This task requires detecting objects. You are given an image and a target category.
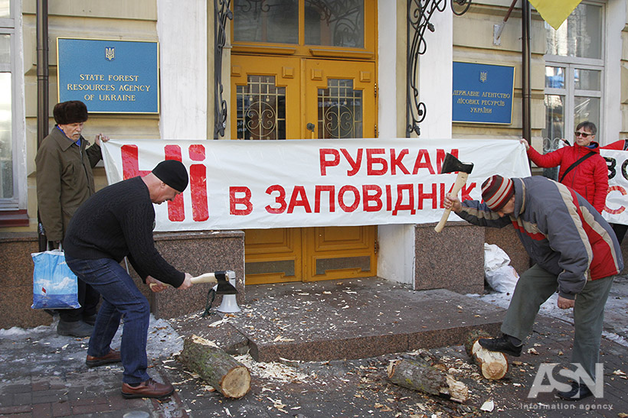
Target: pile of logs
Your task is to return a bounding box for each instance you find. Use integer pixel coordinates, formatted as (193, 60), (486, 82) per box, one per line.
(179, 330), (507, 403)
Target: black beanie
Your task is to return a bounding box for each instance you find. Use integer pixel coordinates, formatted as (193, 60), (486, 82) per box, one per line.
(53, 101), (88, 125)
(152, 160), (189, 192)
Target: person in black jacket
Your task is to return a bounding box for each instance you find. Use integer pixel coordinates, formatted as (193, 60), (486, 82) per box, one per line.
(64, 160), (193, 399)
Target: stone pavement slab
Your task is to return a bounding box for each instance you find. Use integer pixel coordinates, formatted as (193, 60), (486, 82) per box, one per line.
(1, 276), (627, 417)
(221, 278), (506, 362)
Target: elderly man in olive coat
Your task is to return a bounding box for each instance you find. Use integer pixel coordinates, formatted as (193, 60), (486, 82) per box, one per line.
(35, 100), (109, 337)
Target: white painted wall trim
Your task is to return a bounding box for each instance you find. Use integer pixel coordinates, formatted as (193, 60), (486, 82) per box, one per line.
(376, 2), (454, 285)
(603, 0), (624, 145)
(156, 0), (208, 140)
(417, 6), (453, 140)
(12, 0), (27, 210)
(377, 0), (414, 285)
(377, 0), (398, 138)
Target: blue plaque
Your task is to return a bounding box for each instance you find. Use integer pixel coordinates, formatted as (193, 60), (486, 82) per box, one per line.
(452, 62), (514, 124)
(57, 38), (159, 114)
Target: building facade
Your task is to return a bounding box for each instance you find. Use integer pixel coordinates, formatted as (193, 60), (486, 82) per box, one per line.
(0, 0), (626, 326)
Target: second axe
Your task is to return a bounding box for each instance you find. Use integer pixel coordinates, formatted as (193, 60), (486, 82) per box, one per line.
(434, 153), (474, 233)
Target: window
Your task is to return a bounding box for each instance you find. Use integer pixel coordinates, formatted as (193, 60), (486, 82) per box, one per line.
(232, 0), (373, 57)
(236, 75), (287, 140)
(543, 2), (604, 157)
(233, 0), (299, 44)
(0, 0), (27, 226)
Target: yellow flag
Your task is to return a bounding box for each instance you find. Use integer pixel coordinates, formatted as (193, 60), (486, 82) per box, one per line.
(529, 0), (583, 30)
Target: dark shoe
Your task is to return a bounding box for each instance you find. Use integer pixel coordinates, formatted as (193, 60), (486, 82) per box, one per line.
(57, 320), (94, 337)
(478, 334), (523, 357)
(555, 382), (593, 401)
(86, 349), (121, 368)
(121, 379), (175, 399)
(83, 314), (98, 326)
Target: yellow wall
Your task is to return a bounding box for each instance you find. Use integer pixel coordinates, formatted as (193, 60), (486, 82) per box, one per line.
(452, 2), (546, 146)
(17, 0), (161, 233)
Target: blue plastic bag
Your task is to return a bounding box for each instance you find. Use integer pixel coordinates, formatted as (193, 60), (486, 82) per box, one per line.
(31, 250), (80, 309)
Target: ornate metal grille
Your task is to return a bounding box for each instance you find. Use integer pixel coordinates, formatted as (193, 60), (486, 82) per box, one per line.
(305, 0), (364, 48)
(214, 0), (232, 138)
(236, 75), (287, 140)
(317, 79), (363, 139)
(406, 0), (472, 137)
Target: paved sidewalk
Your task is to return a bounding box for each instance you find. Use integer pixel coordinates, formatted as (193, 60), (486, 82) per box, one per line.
(1, 276), (627, 417)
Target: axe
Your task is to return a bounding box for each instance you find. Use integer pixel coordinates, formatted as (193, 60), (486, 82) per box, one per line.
(434, 153), (474, 233)
(149, 270), (238, 294)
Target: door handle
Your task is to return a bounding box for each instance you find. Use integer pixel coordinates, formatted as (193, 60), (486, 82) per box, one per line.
(306, 123), (315, 139)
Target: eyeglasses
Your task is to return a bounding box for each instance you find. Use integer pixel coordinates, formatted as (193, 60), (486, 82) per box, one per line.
(575, 131), (593, 138)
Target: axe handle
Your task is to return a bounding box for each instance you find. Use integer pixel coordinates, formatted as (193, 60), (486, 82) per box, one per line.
(434, 171), (469, 233)
(149, 273), (218, 290)
(190, 273), (218, 284)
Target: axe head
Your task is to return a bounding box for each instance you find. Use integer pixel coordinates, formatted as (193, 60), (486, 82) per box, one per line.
(215, 271), (238, 295)
(440, 153), (474, 175)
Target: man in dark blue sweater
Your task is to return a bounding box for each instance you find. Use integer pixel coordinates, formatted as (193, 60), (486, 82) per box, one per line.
(64, 160), (193, 399)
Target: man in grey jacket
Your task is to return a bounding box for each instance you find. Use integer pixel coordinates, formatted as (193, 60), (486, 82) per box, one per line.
(445, 175), (623, 401)
(35, 100), (109, 337)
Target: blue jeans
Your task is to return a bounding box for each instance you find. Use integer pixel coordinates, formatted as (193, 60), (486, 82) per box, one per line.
(65, 255), (150, 384)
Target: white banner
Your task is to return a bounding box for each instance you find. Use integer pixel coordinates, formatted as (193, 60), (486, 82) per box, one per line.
(601, 149), (628, 226)
(102, 138), (530, 231)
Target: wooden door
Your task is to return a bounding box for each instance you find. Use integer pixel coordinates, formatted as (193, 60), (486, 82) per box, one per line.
(232, 56), (377, 284)
(231, 55), (304, 284)
(230, 0), (378, 284)
(302, 59), (377, 281)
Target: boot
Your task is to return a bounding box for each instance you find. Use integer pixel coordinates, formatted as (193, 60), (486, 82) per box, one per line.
(57, 320), (94, 337)
(478, 334), (523, 357)
(121, 379), (175, 399)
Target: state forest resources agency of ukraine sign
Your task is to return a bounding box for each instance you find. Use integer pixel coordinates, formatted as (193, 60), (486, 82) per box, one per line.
(452, 62), (515, 124)
(57, 38), (159, 114)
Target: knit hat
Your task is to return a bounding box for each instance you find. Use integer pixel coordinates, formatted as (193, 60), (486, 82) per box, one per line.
(481, 175), (514, 211)
(53, 101), (88, 125)
(152, 160), (189, 193)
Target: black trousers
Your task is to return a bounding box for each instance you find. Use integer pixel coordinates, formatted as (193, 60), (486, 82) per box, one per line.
(611, 223), (628, 246)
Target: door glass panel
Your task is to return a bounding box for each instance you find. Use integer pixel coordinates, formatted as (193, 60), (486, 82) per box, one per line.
(233, 0), (298, 44)
(542, 94), (564, 180)
(316, 256), (370, 275)
(0, 34), (10, 65)
(0, 72), (12, 198)
(318, 79), (362, 139)
(574, 96), (600, 128)
(574, 69), (601, 91)
(236, 75), (286, 140)
(0, 0), (8, 18)
(304, 0), (364, 48)
(545, 3), (602, 59)
(247, 260), (295, 276)
(545, 66), (564, 88)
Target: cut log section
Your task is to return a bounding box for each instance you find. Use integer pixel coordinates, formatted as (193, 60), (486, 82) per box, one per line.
(178, 334), (251, 398)
(387, 358), (469, 403)
(465, 330), (508, 380)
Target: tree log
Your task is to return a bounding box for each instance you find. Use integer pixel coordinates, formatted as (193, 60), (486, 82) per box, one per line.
(387, 358), (468, 403)
(465, 330), (508, 380)
(464, 329), (492, 357)
(178, 334), (251, 398)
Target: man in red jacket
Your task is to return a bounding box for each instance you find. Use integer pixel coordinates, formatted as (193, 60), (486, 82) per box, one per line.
(523, 121), (608, 213)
